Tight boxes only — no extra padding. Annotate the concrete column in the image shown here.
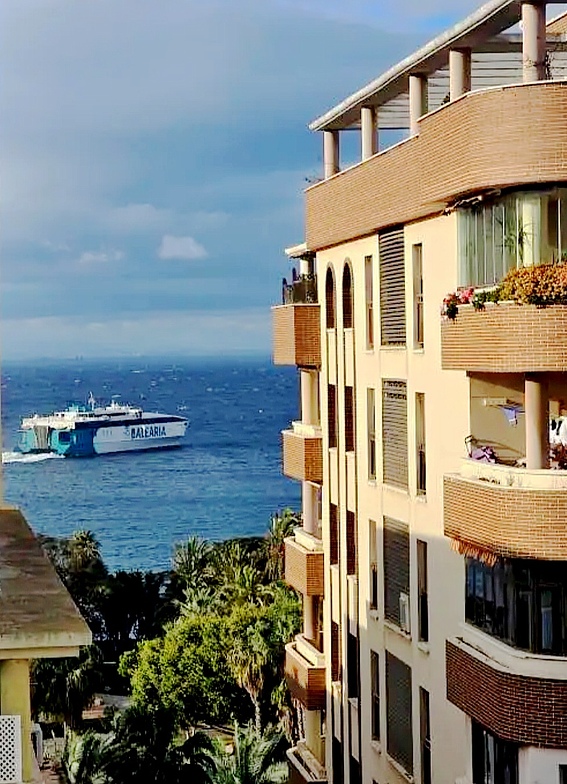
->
[323,130,340,179]
[525,374,549,469]
[1,660,33,783]
[304,596,316,641]
[304,708,325,762]
[302,482,319,536]
[449,48,472,100]
[522,2,547,82]
[301,370,317,426]
[299,256,314,278]
[409,74,428,136]
[361,106,377,160]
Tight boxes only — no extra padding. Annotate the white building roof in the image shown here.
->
[310,2,567,132]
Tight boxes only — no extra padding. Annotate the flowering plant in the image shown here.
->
[441,287,474,320]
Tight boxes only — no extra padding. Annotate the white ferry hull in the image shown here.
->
[93,421,187,455]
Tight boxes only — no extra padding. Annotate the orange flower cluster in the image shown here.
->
[498,262,567,306]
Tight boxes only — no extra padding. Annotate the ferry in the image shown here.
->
[18,394,188,457]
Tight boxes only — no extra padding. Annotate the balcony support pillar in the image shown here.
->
[522,2,547,82]
[304,708,325,764]
[361,106,377,160]
[449,48,472,100]
[0,659,33,783]
[302,481,319,537]
[409,74,428,136]
[301,370,318,426]
[323,130,340,179]
[525,374,549,469]
[304,596,316,642]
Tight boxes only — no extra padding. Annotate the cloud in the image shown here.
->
[78,249,125,265]
[157,235,208,261]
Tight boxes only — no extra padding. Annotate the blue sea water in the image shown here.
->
[1,357,300,572]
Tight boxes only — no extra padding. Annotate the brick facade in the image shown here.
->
[306,82,567,251]
[444,475,567,560]
[285,642,326,711]
[282,429,323,485]
[285,537,324,596]
[446,640,567,747]
[273,304,321,368]
[441,303,567,372]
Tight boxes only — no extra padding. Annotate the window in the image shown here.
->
[465,557,567,656]
[342,264,353,329]
[347,632,359,698]
[383,517,410,631]
[326,267,336,328]
[349,757,361,784]
[458,188,567,289]
[382,380,408,489]
[367,389,376,480]
[386,651,413,775]
[332,738,344,784]
[416,392,426,495]
[330,503,339,565]
[331,621,341,681]
[420,688,431,784]
[370,520,378,611]
[365,255,374,349]
[371,651,380,741]
[472,722,518,784]
[560,765,567,784]
[346,511,357,576]
[312,595,324,653]
[345,386,355,452]
[380,227,406,346]
[417,540,429,642]
[328,384,337,448]
[413,244,424,349]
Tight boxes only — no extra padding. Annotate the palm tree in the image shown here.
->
[227,620,272,731]
[265,509,300,581]
[62,730,112,784]
[207,723,287,784]
[172,537,213,592]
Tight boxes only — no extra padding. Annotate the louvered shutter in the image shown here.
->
[386,651,413,775]
[379,227,406,345]
[382,380,408,489]
[383,516,410,625]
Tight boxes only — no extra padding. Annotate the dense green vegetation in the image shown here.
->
[34,511,301,782]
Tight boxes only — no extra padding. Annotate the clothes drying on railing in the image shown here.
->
[550,417,567,446]
[465,435,497,463]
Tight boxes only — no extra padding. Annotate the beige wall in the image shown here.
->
[316,213,473,784]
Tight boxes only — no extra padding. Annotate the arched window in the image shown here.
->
[325,267,336,328]
[342,263,353,329]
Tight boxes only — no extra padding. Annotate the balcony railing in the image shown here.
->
[441,302,567,372]
[0,715,22,784]
[444,458,567,560]
[282,422,323,485]
[285,528,324,596]
[282,274,318,305]
[285,634,326,711]
[287,743,327,784]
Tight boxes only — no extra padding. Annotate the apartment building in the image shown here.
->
[274,2,567,783]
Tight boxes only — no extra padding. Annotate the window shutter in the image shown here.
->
[386,651,413,775]
[379,227,406,345]
[382,380,408,489]
[383,516,410,626]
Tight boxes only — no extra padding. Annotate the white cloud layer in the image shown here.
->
[78,249,125,265]
[157,235,208,261]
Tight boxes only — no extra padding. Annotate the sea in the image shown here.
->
[1,357,300,573]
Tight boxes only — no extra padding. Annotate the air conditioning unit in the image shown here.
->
[399,592,410,634]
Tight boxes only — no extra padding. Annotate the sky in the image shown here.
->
[0,0,555,360]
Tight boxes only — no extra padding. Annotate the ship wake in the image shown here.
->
[2,451,65,464]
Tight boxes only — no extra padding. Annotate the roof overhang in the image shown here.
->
[310,1,567,132]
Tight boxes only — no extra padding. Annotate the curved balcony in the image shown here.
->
[282,423,323,485]
[306,82,567,251]
[285,529,324,596]
[444,458,567,560]
[273,277,320,369]
[446,638,567,748]
[441,303,567,372]
[285,634,326,711]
